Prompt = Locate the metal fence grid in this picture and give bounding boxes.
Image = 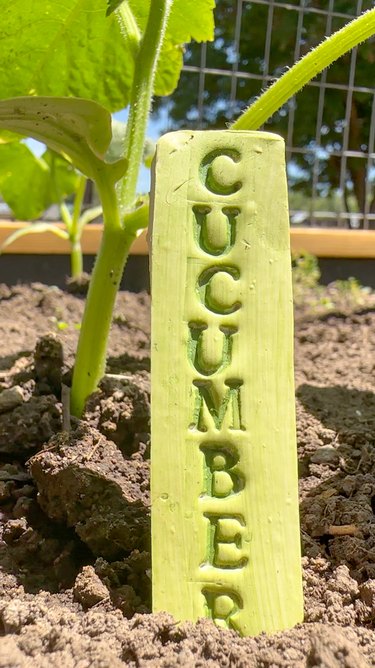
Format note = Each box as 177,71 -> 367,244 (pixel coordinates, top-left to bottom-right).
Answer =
157,0 -> 375,229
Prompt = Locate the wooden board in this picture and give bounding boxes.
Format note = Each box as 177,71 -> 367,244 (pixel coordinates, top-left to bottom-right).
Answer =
2,221 -> 375,258
0,222 -> 148,255
290,227 -> 375,258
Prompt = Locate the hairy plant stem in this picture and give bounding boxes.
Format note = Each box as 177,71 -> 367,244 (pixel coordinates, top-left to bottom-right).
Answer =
116,2 -> 141,59
70,178 -> 136,417
118,0 -> 172,214
232,8 -> 375,131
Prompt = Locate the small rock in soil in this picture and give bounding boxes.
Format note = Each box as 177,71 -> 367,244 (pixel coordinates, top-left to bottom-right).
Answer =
12,495 -> 34,519
29,425 -> 150,559
3,518 -> 27,542
0,386 -> 24,413
11,483 -> 35,499
310,444 -> 339,465
111,584 -> 142,618
0,480 -> 14,502
73,565 -> 109,609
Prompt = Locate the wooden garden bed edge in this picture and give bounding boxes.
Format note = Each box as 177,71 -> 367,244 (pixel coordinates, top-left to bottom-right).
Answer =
1,222 -> 375,258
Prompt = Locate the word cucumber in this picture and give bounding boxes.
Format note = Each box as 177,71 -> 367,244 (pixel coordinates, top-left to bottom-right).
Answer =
151,131 -> 303,636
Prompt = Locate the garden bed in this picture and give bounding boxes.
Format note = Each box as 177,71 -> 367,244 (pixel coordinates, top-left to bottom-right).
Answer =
0,281 -> 375,666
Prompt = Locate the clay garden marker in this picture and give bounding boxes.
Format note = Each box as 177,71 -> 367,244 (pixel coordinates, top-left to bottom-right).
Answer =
150,131 -> 303,636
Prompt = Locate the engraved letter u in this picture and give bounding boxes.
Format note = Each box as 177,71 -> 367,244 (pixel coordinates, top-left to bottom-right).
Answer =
188,323 -> 237,376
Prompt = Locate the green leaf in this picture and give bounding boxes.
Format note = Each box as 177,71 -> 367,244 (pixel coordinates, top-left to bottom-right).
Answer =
0,143 -> 77,220
0,1 -> 134,111
0,223 -> 69,253
0,130 -> 23,144
129,0 -> 215,95
0,143 -> 49,219
42,150 -> 81,204
0,97 -> 127,184
0,0 -> 215,110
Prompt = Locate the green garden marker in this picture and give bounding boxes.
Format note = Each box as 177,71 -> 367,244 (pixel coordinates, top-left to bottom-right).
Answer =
150,131 -> 303,637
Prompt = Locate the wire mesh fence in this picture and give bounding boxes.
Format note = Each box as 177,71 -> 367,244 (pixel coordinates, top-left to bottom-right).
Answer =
154,0 -> 375,229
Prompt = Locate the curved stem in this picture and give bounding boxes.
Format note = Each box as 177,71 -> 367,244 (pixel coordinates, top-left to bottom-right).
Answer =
118,0 -> 172,214
77,205 -> 102,236
232,8 -> 375,131
60,202 -> 72,232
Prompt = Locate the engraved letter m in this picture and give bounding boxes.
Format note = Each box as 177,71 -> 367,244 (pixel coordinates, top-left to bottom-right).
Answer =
191,379 -> 244,431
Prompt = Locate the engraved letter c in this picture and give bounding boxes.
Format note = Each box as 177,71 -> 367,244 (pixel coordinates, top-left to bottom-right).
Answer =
198,266 -> 241,315
200,149 -> 242,196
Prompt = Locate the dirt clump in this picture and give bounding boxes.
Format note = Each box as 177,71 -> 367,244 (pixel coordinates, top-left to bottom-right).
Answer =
29,425 -> 150,559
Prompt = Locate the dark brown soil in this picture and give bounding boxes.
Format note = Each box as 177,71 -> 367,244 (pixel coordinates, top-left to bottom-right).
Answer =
1,280 -> 375,666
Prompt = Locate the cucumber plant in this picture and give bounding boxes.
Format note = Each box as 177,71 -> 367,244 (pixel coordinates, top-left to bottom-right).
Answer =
0,1 -> 373,418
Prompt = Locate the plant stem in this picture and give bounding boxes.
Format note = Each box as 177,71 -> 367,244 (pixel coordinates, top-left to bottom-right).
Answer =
118,0 -> 172,214
70,240 -> 83,277
77,205 -> 102,236
232,8 -> 375,131
116,2 -> 141,59
68,175 -> 87,278
71,0 -> 173,416
72,175 -> 87,229
60,202 -> 72,232
70,178 -> 135,417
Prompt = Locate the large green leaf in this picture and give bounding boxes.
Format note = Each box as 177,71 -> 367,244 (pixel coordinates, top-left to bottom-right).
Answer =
0,0 -> 215,109
0,97 -> 127,183
128,0 -> 215,95
0,143 -> 79,219
0,1 -> 134,111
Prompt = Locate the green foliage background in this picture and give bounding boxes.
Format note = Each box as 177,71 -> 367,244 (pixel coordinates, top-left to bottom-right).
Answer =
0,0 -> 214,111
